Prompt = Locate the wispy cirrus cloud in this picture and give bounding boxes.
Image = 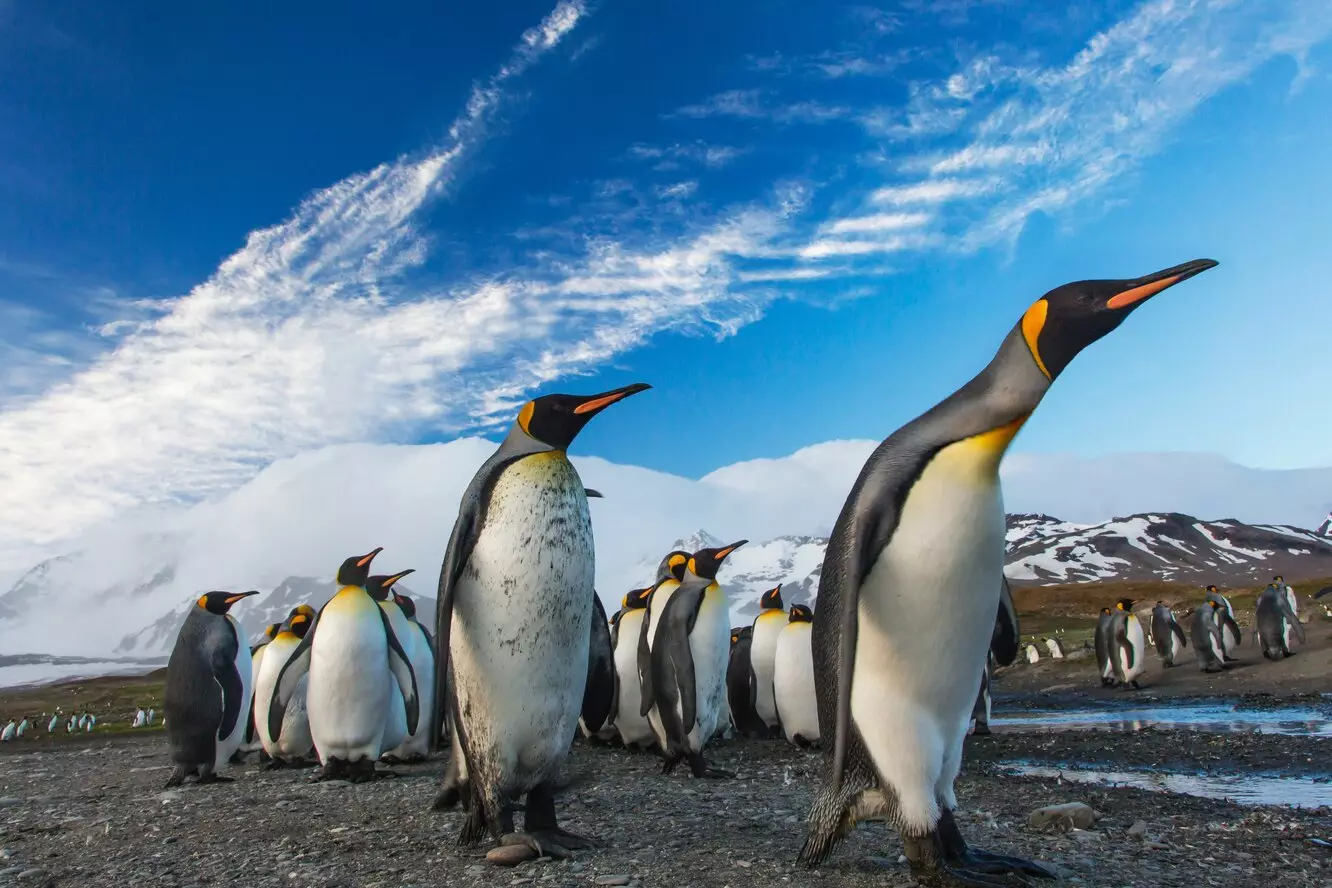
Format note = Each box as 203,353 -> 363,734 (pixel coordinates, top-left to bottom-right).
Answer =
671,89 -> 852,124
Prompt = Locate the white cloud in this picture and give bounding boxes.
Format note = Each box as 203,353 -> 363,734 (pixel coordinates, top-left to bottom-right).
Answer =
2,436 -> 1326,659
672,90 -> 851,124
656,180 -> 699,200
823,211 -> 932,234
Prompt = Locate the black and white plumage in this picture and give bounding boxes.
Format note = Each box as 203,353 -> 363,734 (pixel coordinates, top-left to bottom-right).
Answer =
798,258 -> 1217,884
1256,583 -> 1306,660
579,592 -> 617,742
1204,585 -> 1242,659
1151,602 -> 1188,667
726,626 -> 766,739
1190,601 -> 1229,672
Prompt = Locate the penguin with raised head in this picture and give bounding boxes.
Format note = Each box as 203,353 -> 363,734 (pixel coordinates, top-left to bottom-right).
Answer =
636,551 -> 690,746
610,587 -> 655,749
798,258 -> 1217,883
390,590 -> 437,761
647,541 -> 747,778
163,589 -> 260,786
1151,602 -> 1188,667
579,593 -> 617,744
1204,585 -> 1242,660
1110,598 -> 1146,690
430,384 -> 649,858
268,549 -> 419,783
236,622 -> 283,761
748,585 -> 786,738
1094,607 -> 1116,686
365,569 -> 425,764
726,626 -> 766,739
255,606 -> 316,766
1256,583 -> 1306,660
773,604 -> 819,747
1190,601 -> 1228,672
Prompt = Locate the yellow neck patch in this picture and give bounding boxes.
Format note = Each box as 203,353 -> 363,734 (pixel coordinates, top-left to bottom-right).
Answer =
517,401 -> 535,435
1020,299 -> 1051,379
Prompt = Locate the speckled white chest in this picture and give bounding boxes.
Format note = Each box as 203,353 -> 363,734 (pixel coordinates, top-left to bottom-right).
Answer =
306,588 -> 395,762
450,452 -> 593,788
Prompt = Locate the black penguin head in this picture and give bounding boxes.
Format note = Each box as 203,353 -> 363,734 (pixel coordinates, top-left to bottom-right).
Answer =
621,587 -> 651,610
1114,597 -> 1136,611
195,590 -> 259,615
1206,584 -> 1218,593
686,540 -> 747,581
336,548 -> 383,587
514,383 -> 651,451
365,569 -> 415,602
264,623 -> 281,641
1019,259 -> 1217,381
1099,607 -> 1111,616
1207,599 -> 1221,611
657,551 -> 690,582
393,592 -> 417,620
1274,575 -> 1283,583
788,604 -> 813,623
730,625 -> 752,646
759,585 -> 784,610
285,609 -> 314,639
1156,601 -> 1164,607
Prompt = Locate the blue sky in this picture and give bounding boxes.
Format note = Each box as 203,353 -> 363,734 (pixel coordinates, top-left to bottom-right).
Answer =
2,0 -> 1331,560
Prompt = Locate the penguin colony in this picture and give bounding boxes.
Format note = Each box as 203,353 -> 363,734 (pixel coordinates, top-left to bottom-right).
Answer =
144,259 -> 1246,882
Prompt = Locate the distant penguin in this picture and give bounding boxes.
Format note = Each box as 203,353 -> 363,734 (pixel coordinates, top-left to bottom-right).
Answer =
970,653 -> 995,737
1094,607 -> 1116,686
797,257 -> 1217,880
366,569 -> 425,763
254,606 -> 317,766
748,585 -> 786,737
1273,575 -> 1298,621
1190,601 -> 1228,672
773,604 -> 819,747
647,541 -> 747,778
389,590 -> 437,763
1024,643 -> 1040,664
726,626 -> 766,739
578,593 -> 617,744
1110,598 -> 1146,689
1151,602 -> 1188,667
50,714 -> 62,732
1256,584 -> 1306,660
1042,637 -> 1063,659
609,587 -> 655,749
1,721 -> 13,742
163,589 -> 260,786
637,551 -> 691,749
1204,585 -> 1241,659
147,708 -> 155,725
132,710 -> 146,728
974,581 -> 1022,737
268,549 -> 420,783
17,718 -> 29,738
431,384 -> 649,855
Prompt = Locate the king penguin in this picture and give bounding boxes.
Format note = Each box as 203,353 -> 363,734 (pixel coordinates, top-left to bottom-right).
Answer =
972,579 -> 1021,737
609,587 -> 656,749
1256,583 -> 1306,659
748,585 -> 786,738
366,569 -> 425,764
268,549 -> 420,783
1150,602 -> 1188,667
726,626 -> 766,739
237,622 -> 282,761
1190,600 -> 1228,672
163,590 -> 260,786
579,593 -> 617,744
390,590 -> 437,762
798,258 -> 1217,883
430,383 -> 649,858
645,541 -> 747,778
773,604 -> 819,747
254,605 -> 317,766
1110,598 -> 1146,690
1094,607 -> 1116,686
1204,585 -> 1242,660
635,550 -> 690,748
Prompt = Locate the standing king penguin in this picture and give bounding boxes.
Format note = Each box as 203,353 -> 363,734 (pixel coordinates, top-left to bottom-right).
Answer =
1151,602 -> 1188,667
367,570 -> 425,763
391,591 -> 437,761
646,541 -> 747,778
579,593 -> 617,743
163,590 -> 259,786
1110,598 -> 1146,690
748,585 -> 787,737
430,384 -> 649,858
1094,607 -> 1116,686
1256,583 -> 1305,660
268,549 -> 420,783
972,579 -> 1021,737
1190,601 -> 1228,672
773,604 -> 819,747
798,258 -> 1217,884
636,550 -> 691,750
726,626 -> 767,739
1204,585 -> 1242,660
610,587 -> 656,749
254,606 -> 317,766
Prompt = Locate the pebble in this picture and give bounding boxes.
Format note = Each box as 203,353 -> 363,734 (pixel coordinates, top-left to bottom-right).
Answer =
18,869 -> 48,882
594,877 -> 631,887
0,868 -> 24,878
487,844 -> 539,867
0,799 -> 18,809
1028,802 -> 1098,831
1127,820 -> 1149,839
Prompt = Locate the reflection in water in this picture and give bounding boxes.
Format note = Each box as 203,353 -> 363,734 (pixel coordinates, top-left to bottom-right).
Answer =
992,703 -> 1332,736
999,763 -> 1331,809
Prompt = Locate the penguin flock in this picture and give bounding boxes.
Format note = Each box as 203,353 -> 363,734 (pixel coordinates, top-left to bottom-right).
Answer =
150,259 -> 1227,884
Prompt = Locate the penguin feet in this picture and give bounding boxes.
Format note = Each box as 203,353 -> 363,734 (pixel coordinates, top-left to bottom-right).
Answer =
971,724 -> 992,737
310,758 -> 349,782
904,809 -> 1056,887
164,767 -> 189,788
686,752 -> 733,779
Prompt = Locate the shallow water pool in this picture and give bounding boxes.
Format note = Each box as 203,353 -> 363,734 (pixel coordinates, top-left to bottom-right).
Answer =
991,702 -> 1332,736
998,762 -> 1331,808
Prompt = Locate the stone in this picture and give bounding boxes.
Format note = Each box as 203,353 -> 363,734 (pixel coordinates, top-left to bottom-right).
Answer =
594,877 -> 631,887
18,869 -> 49,882
487,844 -> 539,867
1028,802 -> 1098,831
0,799 -> 18,809
1127,820 -> 1149,839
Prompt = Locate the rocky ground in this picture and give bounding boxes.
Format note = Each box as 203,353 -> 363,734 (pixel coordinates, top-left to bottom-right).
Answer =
1,727 -> 1329,888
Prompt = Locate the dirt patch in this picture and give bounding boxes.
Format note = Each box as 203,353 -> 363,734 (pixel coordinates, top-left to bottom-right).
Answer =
0,733 -> 1328,888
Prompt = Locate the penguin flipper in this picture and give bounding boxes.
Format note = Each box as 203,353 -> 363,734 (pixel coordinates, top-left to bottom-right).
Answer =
1114,622 -> 1135,671
1279,596 -> 1307,644
1171,620 -> 1188,649
990,576 -> 1020,666
268,611 -> 318,744
665,586 -> 705,734
212,633 -> 245,742
1222,612 -> 1242,646
378,604 -> 420,736
1314,585 -> 1332,600
637,595 -> 656,718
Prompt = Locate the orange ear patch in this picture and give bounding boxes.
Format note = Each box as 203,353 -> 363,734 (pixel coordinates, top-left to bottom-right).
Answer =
1020,299 -> 1051,379
517,401 -> 535,434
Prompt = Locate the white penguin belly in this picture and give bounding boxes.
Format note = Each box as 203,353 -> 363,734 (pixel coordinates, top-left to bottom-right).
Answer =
401,624 -> 435,756
307,590 -> 395,763
644,578 -> 680,748
215,615 -> 255,768
1119,616 -> 1145,681
682,585 -> 730,752
773,622 -> 818,744
256,634 -> 313,759
378,604 -> 424,759
750,612 -> 786,728
450,454 -> 593,795
612,610 -> 653,747
1219,601 -> 1239,654
1170,625 -> 1184,659
851,452 -> 1004,834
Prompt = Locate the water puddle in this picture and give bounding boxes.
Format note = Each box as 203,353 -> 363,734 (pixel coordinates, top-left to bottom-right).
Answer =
991,703 -> 1332,736
999,763 -> 1331,809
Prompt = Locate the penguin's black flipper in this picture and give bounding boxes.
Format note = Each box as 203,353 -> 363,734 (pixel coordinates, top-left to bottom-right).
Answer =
212,630 -> 244,742
1171,619 -> 1188,650
268,608 -> 319,744
1114,621 -> 1135,671
637,582 -> 663,718
378,604 -> 420,736
1279,596 -> 1307,644
1315,586 -> 1332,600
581,593 -> 615,734
417,623 -> 437,663
1221,612 -> 1242,647
991,577 -> 1020,667
664,585 -> 705,734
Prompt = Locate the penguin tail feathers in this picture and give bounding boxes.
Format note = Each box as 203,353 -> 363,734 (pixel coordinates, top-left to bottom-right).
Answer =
797,782 -> 861,867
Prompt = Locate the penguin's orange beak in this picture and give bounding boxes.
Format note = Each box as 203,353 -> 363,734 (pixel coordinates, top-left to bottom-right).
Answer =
356,547 -> 384,568
713,540 -> 748,562
1106,258 -> 1218,310
572,383 -> 652,415
224,591 -> 259,606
